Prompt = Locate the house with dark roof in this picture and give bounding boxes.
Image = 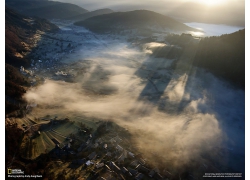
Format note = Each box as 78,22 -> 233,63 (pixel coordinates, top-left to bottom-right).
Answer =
119,174 -> 126,180
128,168 -> 138,176
105,165 -> 111,171
138,158 -> 146,165
77,143 -> 87,152
130,160 -> 140,168
109,161 -> 121,172
154,172 -> 163,180
121,167 -> 132,177
106,152 -> 112,157
139,165 -> 149,174
116,145 -> 123,151
135,173 -> 144,180
135,164 -> 141,170
73,158 -> 86,165
148,170 -> 155,178
128,151 -> 135,158
88,152 -> 97,160
121,167 -> 129,174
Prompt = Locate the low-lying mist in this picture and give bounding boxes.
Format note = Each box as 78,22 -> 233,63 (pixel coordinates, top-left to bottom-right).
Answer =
24,40 -> 244,176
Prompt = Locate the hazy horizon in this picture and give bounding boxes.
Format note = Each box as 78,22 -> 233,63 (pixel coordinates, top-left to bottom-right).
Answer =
50,0 -> 245,26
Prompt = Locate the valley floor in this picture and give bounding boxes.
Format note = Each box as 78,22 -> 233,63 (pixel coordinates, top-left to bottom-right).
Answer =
7,20 -> 245,180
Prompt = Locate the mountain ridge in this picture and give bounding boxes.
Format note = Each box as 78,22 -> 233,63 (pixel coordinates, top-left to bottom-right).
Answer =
75,10 -> 198,34
6,0 -> 88,19
67,8 -> 114,22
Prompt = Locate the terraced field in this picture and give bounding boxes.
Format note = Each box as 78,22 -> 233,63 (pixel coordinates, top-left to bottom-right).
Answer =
19,117 -> 37,127
52,122 -> 79,135
20,121 -> 89,159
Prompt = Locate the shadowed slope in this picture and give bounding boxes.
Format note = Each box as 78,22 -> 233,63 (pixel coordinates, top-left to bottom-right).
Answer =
194,29 -> 245,88
6,0 -> 88,19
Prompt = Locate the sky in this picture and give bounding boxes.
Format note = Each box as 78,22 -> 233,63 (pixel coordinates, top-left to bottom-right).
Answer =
51,0 -> 245,26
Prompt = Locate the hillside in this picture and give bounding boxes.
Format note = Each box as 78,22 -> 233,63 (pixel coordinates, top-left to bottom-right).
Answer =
67,8 -> 114,22
5,7 -> 59,67
75,10 -> 198,34
194,29 -> 245,88
5,7 -> 59,114
6,0 -> 88,19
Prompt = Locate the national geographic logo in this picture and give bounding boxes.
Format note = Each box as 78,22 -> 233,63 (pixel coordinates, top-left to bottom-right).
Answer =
7,169 -> 24,174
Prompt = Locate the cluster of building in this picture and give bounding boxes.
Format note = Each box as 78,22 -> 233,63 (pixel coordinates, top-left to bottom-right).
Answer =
48,125 -> 168,180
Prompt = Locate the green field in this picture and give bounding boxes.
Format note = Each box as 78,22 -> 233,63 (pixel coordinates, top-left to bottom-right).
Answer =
20,115 -> 99,159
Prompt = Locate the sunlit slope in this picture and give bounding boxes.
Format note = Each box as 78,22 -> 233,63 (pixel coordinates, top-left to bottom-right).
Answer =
5,7 -> 59,114
75,10 -> 198,33
19,115 -> 99,160
5,7 -> 59,67
20,121 -> 79,159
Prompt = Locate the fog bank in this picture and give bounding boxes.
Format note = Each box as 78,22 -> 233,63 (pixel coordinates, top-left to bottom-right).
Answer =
24,39 -> 244,174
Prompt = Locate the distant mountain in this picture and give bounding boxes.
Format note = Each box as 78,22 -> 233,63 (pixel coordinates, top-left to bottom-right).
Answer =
75,10 -> 198,34
67,8 -> 114,22
194,29 -> 245,88
6,0 -> 88,19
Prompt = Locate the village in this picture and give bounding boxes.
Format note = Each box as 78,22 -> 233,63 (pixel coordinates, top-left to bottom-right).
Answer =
12,21 -> 192,180
17,114 -> 170,180
10,18 -> 242,180
13,22 -> 175,179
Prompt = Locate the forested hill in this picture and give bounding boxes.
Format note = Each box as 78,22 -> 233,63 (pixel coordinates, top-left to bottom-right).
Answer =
6,0 -> 88,19
5,7 -> 59,67
5,7 -> 58,114
194,29 -> 245,88
67,8 -> 114,22
75,10 -> 198,34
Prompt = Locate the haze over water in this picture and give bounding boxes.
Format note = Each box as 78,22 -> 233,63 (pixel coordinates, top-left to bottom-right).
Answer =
185,22 -> 244,36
